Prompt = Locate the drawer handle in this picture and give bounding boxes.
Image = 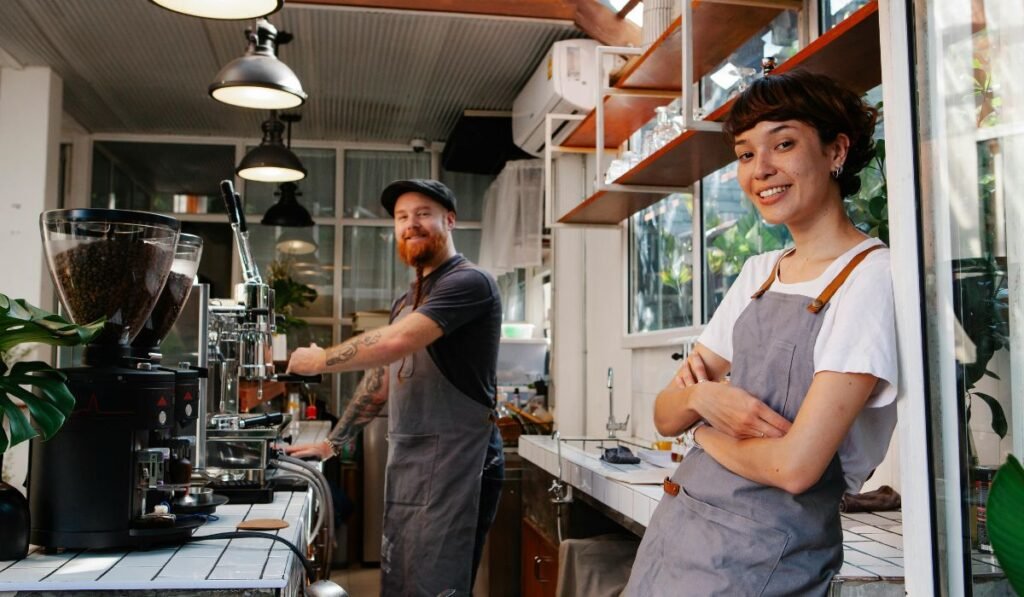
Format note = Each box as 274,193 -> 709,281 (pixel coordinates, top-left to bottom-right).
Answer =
533,555 -> 554,582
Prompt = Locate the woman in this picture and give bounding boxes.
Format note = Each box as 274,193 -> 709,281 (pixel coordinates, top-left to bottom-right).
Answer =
624,70 -> 898,596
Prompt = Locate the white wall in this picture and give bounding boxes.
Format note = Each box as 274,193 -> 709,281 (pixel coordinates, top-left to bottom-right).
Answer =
0,65 -> 63,494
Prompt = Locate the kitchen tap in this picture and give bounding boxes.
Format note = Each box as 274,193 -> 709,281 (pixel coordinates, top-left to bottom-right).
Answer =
606,367 -> 629,438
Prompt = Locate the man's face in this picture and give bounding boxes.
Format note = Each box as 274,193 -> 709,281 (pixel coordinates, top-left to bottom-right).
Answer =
393,192 -> 454,267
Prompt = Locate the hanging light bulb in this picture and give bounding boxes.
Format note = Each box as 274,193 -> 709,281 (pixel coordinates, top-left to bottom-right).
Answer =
149,0 -> 283,20
237,111 -> 306,182
209,19 -> 306,110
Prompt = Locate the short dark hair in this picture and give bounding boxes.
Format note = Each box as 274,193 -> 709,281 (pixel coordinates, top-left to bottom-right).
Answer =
724,70 -> 878,198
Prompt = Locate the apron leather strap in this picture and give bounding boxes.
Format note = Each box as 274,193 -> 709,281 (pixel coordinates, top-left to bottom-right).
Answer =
751,248 -> 796,299
663,477 -> 680,497
806,244 -> 885,313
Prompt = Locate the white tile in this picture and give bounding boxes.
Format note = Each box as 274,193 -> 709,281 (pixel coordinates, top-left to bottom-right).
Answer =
10,550 -> 77,569
842,549 -> 892,567
100,566 -> 162,582
209,564 -> 266,580
157,558 -> 215,580
0,567 -> 52,582
118,548 -> 177,567
860,564 -> 904,578
837,563 -> 877,579
262,556 -> 290,578
852,540 -> 903,559
615,484 -> 633,519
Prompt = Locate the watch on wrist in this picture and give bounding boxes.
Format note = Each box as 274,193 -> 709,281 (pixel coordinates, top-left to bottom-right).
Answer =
678,420 -> 707,456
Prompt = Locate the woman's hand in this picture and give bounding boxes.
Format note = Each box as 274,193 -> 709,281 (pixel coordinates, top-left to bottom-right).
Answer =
694,383 -> 792,439
284,440 -> 333,460
286,343 -> 326,376
677,352 -> 791,439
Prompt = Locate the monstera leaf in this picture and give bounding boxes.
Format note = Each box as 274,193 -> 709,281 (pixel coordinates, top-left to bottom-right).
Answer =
0,293 -> 104,453
988,454 -> 1024,595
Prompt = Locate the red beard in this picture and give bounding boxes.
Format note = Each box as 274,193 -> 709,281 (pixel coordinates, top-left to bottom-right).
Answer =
397,229 -> 448,267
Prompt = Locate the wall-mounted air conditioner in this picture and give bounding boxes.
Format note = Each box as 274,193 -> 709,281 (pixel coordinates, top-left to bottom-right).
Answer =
512,39 -> 601,157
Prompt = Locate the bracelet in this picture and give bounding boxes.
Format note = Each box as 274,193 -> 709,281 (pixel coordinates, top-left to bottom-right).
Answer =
678,420 -> 707,456
323,439 -> 340,460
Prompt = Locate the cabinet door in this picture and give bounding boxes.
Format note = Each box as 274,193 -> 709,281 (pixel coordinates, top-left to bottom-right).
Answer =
521,518 -> 558,597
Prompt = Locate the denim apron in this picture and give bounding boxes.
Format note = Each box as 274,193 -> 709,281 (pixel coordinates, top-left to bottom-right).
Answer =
380,266 -> 498,597
624,245 -> 882,597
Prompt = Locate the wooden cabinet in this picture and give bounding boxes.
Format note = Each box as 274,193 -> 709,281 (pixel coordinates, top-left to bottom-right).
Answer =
557,1 -> 882,226
522,517 -> 559,597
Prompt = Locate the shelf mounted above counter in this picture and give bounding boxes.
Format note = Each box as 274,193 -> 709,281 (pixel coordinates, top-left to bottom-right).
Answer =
556,0 -> 882,226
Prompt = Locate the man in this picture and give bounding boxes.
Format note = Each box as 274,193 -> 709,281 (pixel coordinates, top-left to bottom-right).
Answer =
286,179 -> 504,597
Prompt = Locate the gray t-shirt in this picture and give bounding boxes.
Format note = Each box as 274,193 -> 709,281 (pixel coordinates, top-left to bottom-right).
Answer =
390,254 -> 502,409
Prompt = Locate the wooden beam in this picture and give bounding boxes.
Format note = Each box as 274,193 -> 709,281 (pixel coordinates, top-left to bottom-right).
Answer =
574,0 -> 642,47
290,0 -> 577,20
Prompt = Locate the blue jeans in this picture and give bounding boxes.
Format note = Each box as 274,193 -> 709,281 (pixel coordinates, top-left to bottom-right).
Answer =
471,430 -> 505,586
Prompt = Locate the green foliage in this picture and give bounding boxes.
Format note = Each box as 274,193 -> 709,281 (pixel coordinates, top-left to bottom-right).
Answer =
845,102 -> 889,244
988,454 -> 1024,594
266,260 -> 318,335
0,293 -> 104,453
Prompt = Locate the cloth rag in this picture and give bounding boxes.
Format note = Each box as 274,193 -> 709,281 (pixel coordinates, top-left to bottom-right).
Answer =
601,446 -> 640,464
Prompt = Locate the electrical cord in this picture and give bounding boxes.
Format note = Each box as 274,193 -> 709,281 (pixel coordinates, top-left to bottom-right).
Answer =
187,531 -> 314,581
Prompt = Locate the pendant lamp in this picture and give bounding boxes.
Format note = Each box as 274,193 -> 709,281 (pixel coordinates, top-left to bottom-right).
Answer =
209,19 -> 306,110
276,226 -> 318,255
149,0 -> 283,20
237,111 -> 306,182
262,181 -> 314,227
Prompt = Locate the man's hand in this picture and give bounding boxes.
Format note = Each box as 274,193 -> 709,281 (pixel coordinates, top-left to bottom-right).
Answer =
284,440 -> 333,460
287,343 -> 327,376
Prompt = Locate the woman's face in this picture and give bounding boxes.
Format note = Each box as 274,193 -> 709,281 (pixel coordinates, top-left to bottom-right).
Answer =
733,119 -> 847,228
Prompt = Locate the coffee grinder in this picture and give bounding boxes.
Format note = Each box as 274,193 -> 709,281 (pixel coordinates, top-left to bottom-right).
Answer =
29,209 -> 201,549
128,233 -> 215,513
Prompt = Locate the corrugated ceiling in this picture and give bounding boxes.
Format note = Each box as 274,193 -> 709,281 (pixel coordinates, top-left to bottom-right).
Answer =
0,1 -> 582,143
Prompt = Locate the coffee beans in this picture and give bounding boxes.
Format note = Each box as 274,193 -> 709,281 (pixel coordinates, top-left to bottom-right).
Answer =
133,271 -> 194,349
52,239 -> 174,345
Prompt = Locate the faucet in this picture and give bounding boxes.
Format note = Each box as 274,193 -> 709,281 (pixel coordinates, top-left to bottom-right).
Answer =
606,367 -> 629,438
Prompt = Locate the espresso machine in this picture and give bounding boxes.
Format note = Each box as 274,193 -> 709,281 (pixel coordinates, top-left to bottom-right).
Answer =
202,180 -> 319,503
29,209 -> 203,548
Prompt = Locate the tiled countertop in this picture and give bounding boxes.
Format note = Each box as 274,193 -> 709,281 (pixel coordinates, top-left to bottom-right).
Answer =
0,491 -> 308,594
518,434 -> 1006,593
0,419 -> 332,595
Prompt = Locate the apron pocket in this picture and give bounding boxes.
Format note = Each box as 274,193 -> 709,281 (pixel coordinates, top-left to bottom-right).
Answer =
755,338 -> 797,416
671,486 -> 790,595
386,433 -> 438,506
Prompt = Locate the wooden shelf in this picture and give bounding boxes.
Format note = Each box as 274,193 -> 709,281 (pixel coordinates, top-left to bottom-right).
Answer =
561,2 -> 789,150
558,1 -> 881,226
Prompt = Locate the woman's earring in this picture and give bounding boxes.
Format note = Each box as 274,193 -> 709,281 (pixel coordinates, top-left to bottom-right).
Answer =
832,164 -> 844,179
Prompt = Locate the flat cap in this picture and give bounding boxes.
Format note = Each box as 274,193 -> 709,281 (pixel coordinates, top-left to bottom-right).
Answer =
380,179 -> 457,216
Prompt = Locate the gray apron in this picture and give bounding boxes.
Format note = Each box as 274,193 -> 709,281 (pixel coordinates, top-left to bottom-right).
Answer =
625,246 -> 881,597
380,280 -> 497,597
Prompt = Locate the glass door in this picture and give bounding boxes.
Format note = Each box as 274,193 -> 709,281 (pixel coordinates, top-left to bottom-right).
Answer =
912,0 -> 1023,592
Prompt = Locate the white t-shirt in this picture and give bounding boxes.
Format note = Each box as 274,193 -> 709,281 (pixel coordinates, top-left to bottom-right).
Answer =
697,237 -> 898,491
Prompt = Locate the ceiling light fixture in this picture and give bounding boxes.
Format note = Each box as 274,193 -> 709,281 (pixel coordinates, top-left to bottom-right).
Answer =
262,181 -> 314,227
149,0 -> 283,20
209,18 -> 306,110
237,110 -> 307,182
276,226 -> 318,255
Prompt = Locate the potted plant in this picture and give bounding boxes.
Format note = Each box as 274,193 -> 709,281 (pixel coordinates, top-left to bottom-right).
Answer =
0,292 -> 103,559
265,260 -> 318,359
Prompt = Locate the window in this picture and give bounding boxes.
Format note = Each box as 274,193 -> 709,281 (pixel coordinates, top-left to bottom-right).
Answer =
343,150 -> 430,218
90,141 -> 235,213
702,163 -> 791,322
628,192 -> 695,333
913,0 -> 1021,591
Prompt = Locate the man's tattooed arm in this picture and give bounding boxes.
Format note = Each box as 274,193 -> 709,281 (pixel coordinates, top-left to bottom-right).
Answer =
325,365 -> 389,454
325,331 -> 383,367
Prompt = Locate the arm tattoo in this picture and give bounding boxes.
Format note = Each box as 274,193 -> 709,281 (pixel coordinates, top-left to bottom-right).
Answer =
327,366 -> 389,450
325,331 -> 383,366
